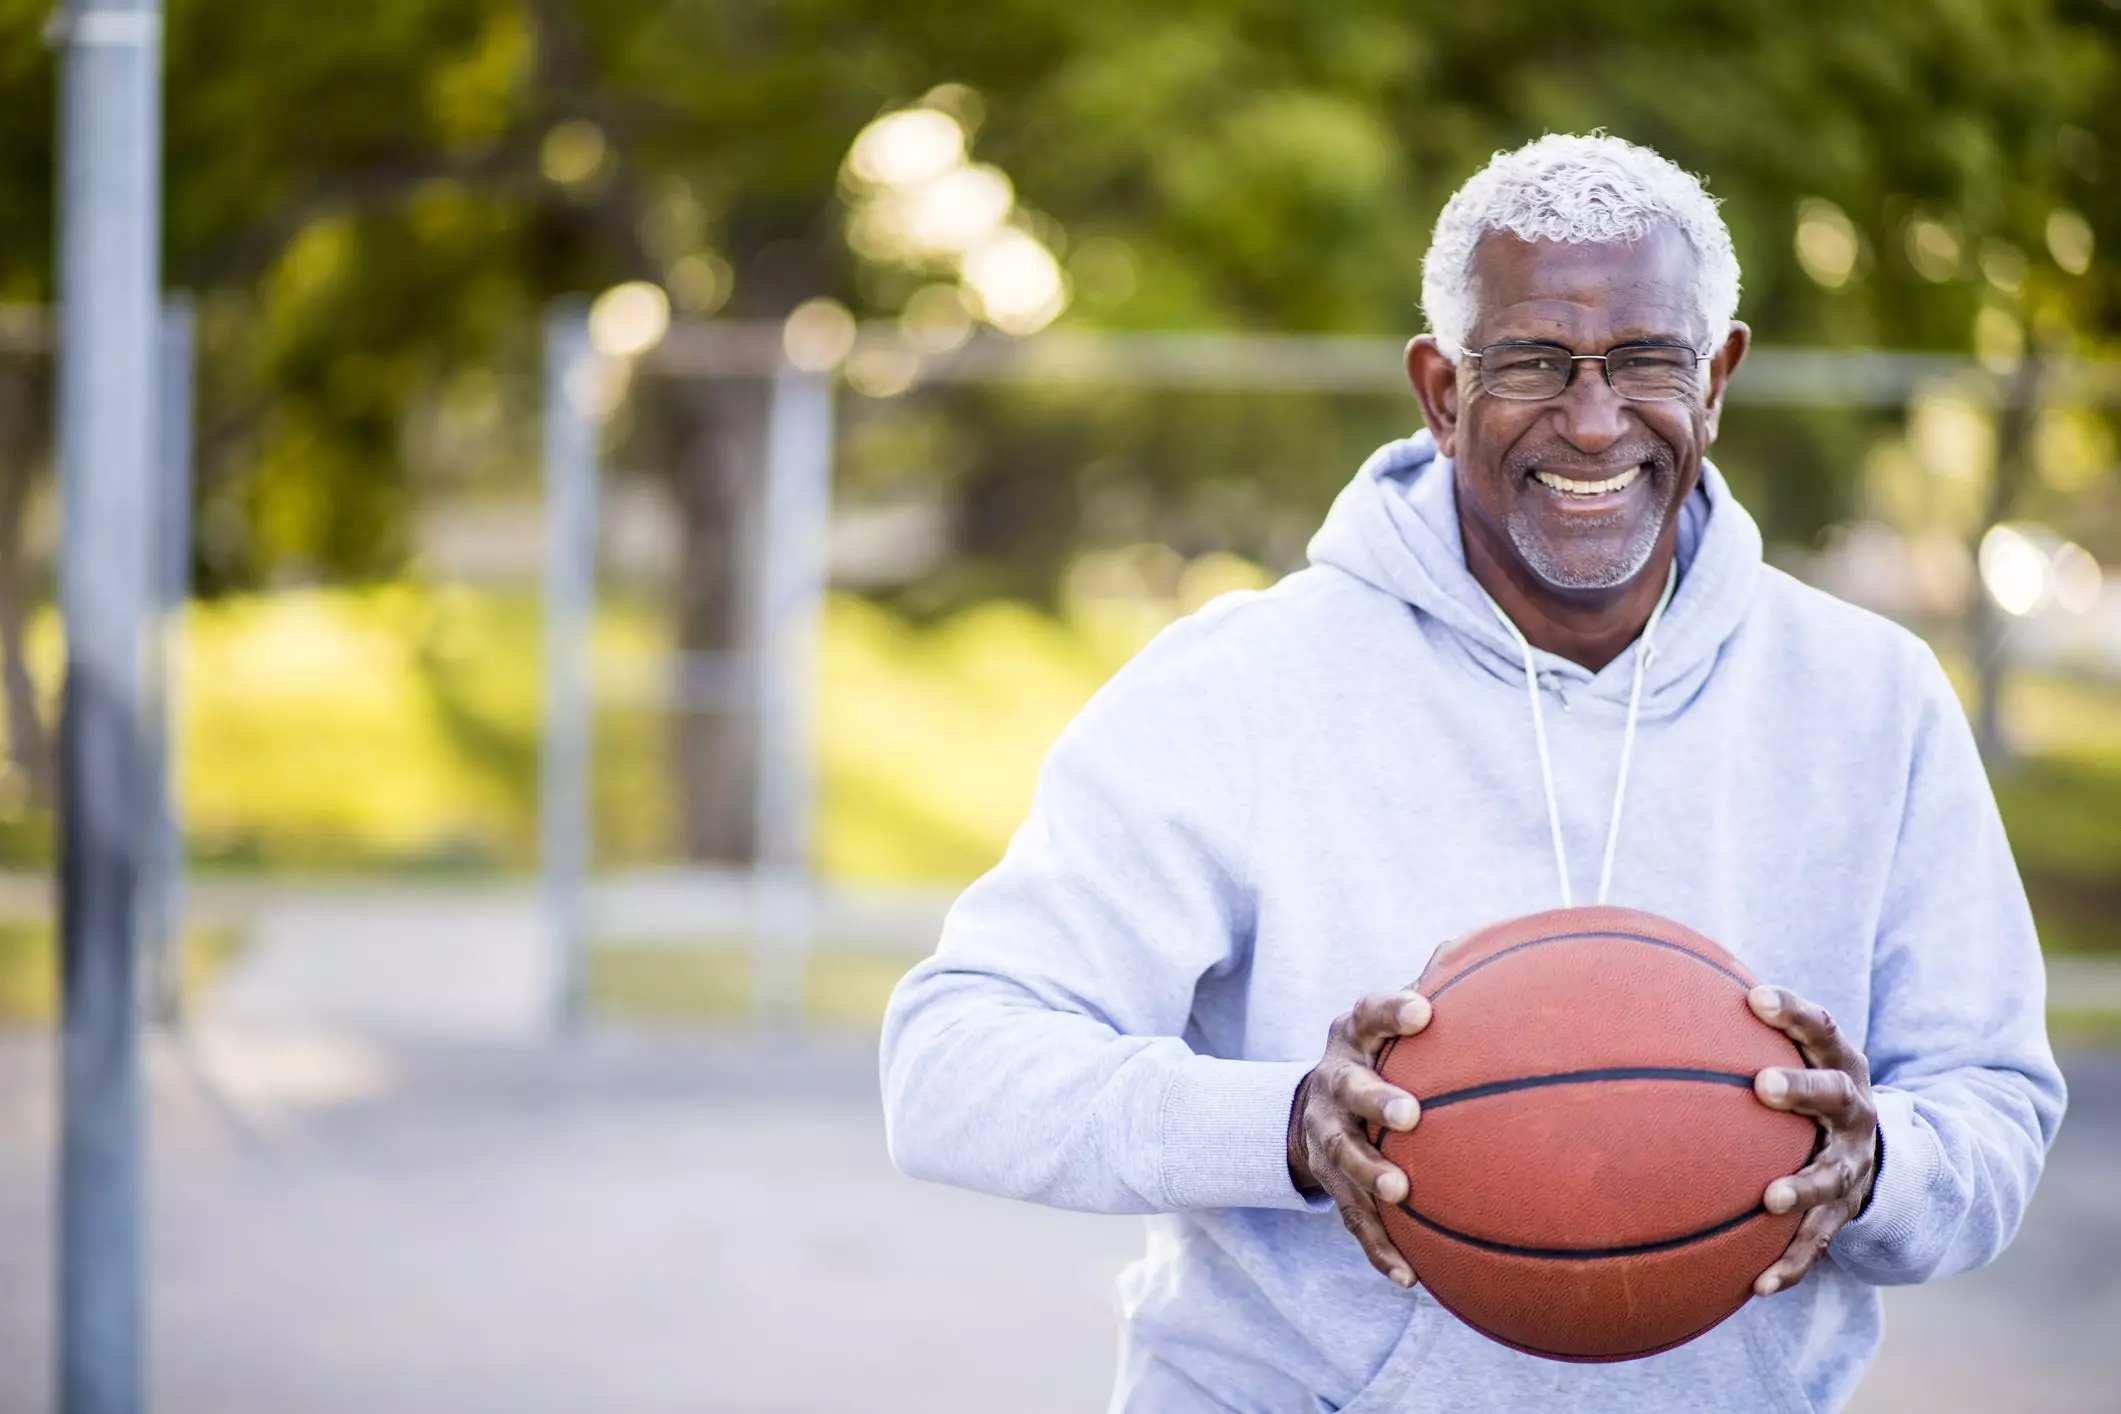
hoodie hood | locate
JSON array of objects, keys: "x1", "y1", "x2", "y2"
[{"x1": 1306, "y1": 430, "x2": 1762, "y2": 720}]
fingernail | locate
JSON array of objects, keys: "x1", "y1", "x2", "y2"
[
  {"x1": 1750, "y1": 985, "x2": 1780, "y2": 1015},
  {"x1": 1376, "y1": 1170, "x2": 1407, "y2": 1204},
  {"x1": 1765, "y1": 1180, "x2": 1794, "y2": 1213},
  {"x1": 1384, "y1": 1097, "x2": 1420, "y2": 1130},
  {"x1": 1398, "y1": 997, "x2": 1431, "y2": 1031},
  {"x1": 1392, "y1": 1267, "x2": 1413, "y2": 1288},
  {"x1": 1756, "y1": 1274, "x2": 1781, "y2": 1296},
  {"x1": 1758, "y1": 1072, "x2": 1788, "y2": 1101}
]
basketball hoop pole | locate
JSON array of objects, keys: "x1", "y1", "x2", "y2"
[{"x1": 51, "y1": 0, "x2": 163, "y2": 1409}]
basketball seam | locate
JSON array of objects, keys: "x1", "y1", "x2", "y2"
[
  {"x1": 1427, "y1": 930, "x2": 1751, "y2": 998},
  {"x1": 1393, "y1": 1198, "x2": 1767, "y2": 1260},
  {"x1": 1418, "y1": 1066, "x2": 1757, "y2": 1112}
]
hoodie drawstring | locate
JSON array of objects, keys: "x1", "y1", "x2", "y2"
[{"x1": 1480, "y1": 563, "x2": 1678, "y2": 909}]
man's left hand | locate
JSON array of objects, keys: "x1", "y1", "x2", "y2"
[{"x1": 1747, "y1": 984, "x2": 1879, "y2": 1297}]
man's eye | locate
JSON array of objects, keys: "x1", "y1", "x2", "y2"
[{"x1": 1615, "y1": 351, "x2": 1688, "y2": 370}]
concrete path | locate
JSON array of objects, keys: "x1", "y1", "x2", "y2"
[
  {"x1": 122, "y1": 871, "x2": 960, "y2": 1040},
  {"x1": 153, "y1": 871, "x2": 2121, "y2": 1044},
  {"x1": 0, "y1": 1029, "x2": 2114, "y2": 1413},
  {"x1": 200, "y1": 891, "x2": 559, "y2": 1042}
]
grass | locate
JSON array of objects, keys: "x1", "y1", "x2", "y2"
[
  {"x1": 0, "y1": 579, "x2": 2114, "y2": 973},
  {"x1": 587, "y1": 944, "x2": 923, "y2": 1028},
  {"x1": 2047, "y1": 1009, "x2": 2121, "y2": 1050},
  {"x1": 587, "y1": 942, "x2": 2121, "y2": 1039},
  {"x1": 1984, "y1": 672, "x2": 2121, "y2": 955},
  {"x1": 8, "y1": 925, "x2": 2114, "y2": 1038},
  {"x1": 0, "y1": 583, "x2": 1185, "y2": 885},
  {"x1": 0, "y1": 922, "x2": 244, "y2": 1024}
]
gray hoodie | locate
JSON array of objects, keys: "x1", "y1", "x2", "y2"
[{"x1": 881, "y1": 433, "x2": 2065, "y2": 1412}]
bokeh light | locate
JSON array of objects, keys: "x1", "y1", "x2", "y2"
[
  {"x1": 1980, "y1": 523, "x2": 2051, "y2": 617},
  {"x1": 839, "y1": 93, "x2": 1071, "y2": 336},
  {"x1": 1794, "y1": 199, "x2": 1859, "y2": 289},
  {"x1": 899, "y1": 164, "x2": 1015, "y2": 257},
  {"x1": 2047, "y1": 208, "x2": 2095, "y2": 276},
  {"x1": 540, "y1": 119, "x2": 608, "y2": 186},
  {"x1": 1980, "y1": 239, "x2": 2028, "y2": 294},
  {"x1": 1973, "y1": 306, "x2": 2025, "y2": 373},
  {"x1": 844, "y1": 345, "x2": 922, "y2": 399},
  {"x1": 1905, "y1": 215, "x2": 1963, "y2": 282},
  {"x1": 667, "y1": 252, "x2": 733, "y2": 316},
  {"x1": 961, "y1": 230, "x2": 1068, "y2": 336},
  {"x1": 899, "y1": 284, "x2": 973, "y2": 353},
  {"x1": 2052, "y1": 542, "x2": 2104, "y2": 616},
  {"x1": 782, "y1": 297, "x2": 857, "y2": 372},
  {"x1": 1068, "y1": 236, "x2": 1141, "y2": 308},
  {"x1": 847, "y1": 108, "x2": 966, "y2": 188},
  {"x1": 587, "y1": 281, "x2": 670, "y2": 358}
]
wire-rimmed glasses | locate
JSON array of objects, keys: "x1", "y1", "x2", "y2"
[{"x1": 1462, "y1": 342, "x2": 1712, "y2": 403}]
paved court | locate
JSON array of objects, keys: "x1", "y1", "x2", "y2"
[{"x1": 0, "y1": 1029, "x2": 2113, "y2": 1413}]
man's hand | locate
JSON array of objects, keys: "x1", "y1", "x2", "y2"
[
  {"x1": 1287, "y1": 988, "x2": 1432, "y2": 1288},
  {"x1": 1748, "y1": 984, "x2": 1880, "y2": 1296}
]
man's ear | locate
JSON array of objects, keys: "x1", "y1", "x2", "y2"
[
  {"x1": 1405, "y1": 336, "x2": 1462, "y2": 459},
  {"x1": 1702, "y1": 321, "x2": 1751, "y2": 444}
]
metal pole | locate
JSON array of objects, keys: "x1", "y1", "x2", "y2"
[
  {"x1": 751, "y1": 363, "x2": 833, "y2": 1022},
  {"x1": 139, "y1": 295, "x2": 192, "y2": 1020},
  {"x1": 540, "y1": 304, "x2": 597, "y2": 1029},
  {"x1": 52, "y1": 1, "x2": 162, "y2": 1410}
]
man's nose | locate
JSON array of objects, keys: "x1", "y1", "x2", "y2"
[{"x1": 1553, "y1": 360, "x2": 1630, "y2": 453}]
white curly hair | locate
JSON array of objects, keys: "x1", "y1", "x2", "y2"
[{"x1": 1421, "y1": 133, "x2": 1741, "y2": 359}]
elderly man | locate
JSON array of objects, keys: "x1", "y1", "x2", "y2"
[{"x1": 880, "y1": 134, "x2": 2064, "y2": 1412}]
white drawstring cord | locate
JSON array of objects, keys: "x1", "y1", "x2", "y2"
[
  {"x1": 1481, "y1": 562, "x2": 1678, "y2": 908},
  {"x1": 1507, "y1": 617, "x2": 1575, "y2": 907}
]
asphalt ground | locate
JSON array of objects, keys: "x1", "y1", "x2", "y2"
[{"x1": 0, "y1": 1029, "x2": 2113, "y2": 1413}]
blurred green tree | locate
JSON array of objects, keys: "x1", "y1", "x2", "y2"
[{"x1": 0, "y1": 0, "x2": 2115, "y2": 849}]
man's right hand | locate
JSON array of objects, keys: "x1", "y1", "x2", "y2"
[{"x1": 1286, "y1": 987, "x2": 1432, "y2": 1288}]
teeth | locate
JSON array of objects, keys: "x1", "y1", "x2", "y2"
[{"x1": 1533, "y1": 466, "x2": 1642, "y2": 497}]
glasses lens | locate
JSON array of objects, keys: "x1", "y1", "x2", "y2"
[
  {"x1": 1477, "y1": 346, "x2": 1571, "y2": 399},
  {"x1": 1607, "y1": 347, "x2": 1701, "y2": 401}
]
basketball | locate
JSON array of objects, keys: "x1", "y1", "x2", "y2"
[{"x1": 1372, "y1": 905, "x2": 1816, "y2": 1362}]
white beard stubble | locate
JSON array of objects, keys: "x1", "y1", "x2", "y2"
[{"x1": 1504, "y1": 495, "x2": 1670, "y2": 591}]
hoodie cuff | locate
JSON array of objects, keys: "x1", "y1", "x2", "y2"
[
  {"x1": 1831, "y1": 1087, "x2": 1936, "y2": 1269},
  {"x1": 1158, "y1": 1057, "x2": 1321, "y2": 1212}
]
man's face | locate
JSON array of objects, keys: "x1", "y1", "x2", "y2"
[{"x1": 1413, "y1": 227, "x2": 1745, "y2": 595}]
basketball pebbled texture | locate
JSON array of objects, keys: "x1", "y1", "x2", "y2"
[{"x1": 1373, "y1": 905, "x2": 1816, "y2": 1362}]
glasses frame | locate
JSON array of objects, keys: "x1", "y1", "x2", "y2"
[{"x1": 1461, "y1": 340, "x2": 1715, "y2": 404}]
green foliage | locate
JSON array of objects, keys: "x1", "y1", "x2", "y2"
[
  {"x1": 5, "y1": 0, "x2": 2118, "y2": 585},
  {"x1": 4, "y1": 4, "x2": 2120, "y2": 969}
]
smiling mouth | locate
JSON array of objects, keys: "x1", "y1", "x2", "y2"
[{"x1": 1530, "y1": 465, "x2": 1644, "y2": 498}]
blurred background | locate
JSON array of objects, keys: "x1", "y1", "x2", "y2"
[{"x1": 2, "y1": 2, "x2": 2120, "y2": 1410}]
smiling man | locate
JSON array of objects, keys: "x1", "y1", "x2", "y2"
[{"x1": 881, "y1": 135, "x2": 2064, "y2": 1412}]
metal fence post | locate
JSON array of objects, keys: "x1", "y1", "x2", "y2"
[
  {"x1": 751, "y1": 363, "x2": 834, "y2": 1022},
  {"x1": 541, "y1": 304, "x2": 598, "y2": 1030},
  {"x1": 139, "y1": 293, "x2": 192, "y2": 1021},
  {"x1": 53, "y1": 1, "x2": 162, "y2": 1410}
]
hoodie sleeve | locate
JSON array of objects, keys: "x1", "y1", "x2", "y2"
[
  {"x1": 879, "y1": 602, "x2": 1318, "y2": 1215},
  {"x1": 1830, "y1": 650, "x2": 2067, "y2": 1284}
]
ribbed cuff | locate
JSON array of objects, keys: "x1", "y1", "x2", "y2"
[
  {"x1": 1157, "y1": 1057, "x2": 1318, "y2": 1211},
  {"x1": 1832, "y1": 1087, "x2": 1935, "y2": 1268}
]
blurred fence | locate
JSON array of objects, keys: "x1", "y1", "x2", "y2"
[
  {"x1": 5, "y1": 310, "x2": 2121, "y2": 1033},
  {"x1": 532, "y1": 318, "x2": 2121, "y2": 1021}
]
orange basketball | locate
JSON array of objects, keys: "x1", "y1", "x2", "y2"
[{"x1": 1373, "y1": 905, "x2": 1815, "y2": 1361}]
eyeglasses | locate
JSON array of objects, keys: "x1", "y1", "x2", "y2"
[{"x1": 1461, "y1": 341, "x2": 1712, "y2": 403}]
